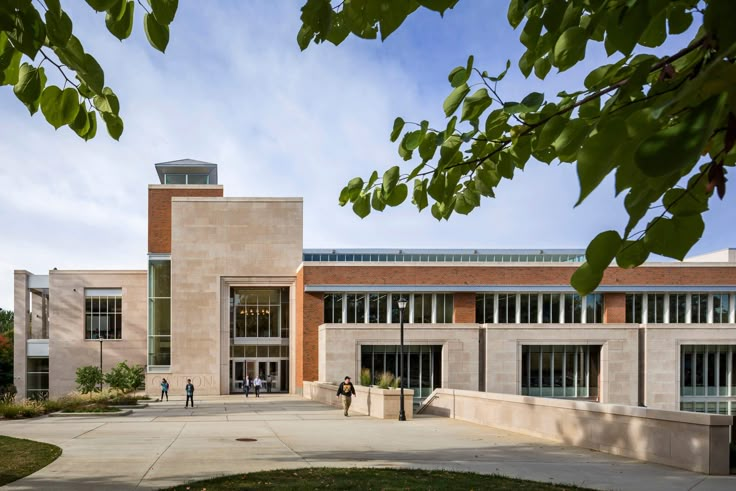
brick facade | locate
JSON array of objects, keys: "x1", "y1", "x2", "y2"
[
  {"x1": 453, "y1": 292, "x2": 475, "y2": 323},
  {"x1": 604, "y1": 293, "x2": 626, "y2": 323},
  {"x1": 148, "y1": 186, "x2": 223, "y2": 253},
  {"x1": 293, "y1": 263, "x2": 736, "y2": 388},
  {"x1": 302, "y1": 264, "x2": 736, "y2": 286}
]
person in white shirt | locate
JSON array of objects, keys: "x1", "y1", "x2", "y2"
[{"x1": 254, "y1": 375, "x2": 263, "y2": 397}]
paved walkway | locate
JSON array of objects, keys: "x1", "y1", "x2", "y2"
[{"x1": 0, "y1": 395, "x2": 733, "y2": 490}]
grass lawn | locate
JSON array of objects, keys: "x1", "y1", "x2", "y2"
[
  {"x1": 165, "y1": 468, "x2": 592, "y2": 490},
  {"x1": 0, "y1": 435, "x2": 62, "y2": 486}
]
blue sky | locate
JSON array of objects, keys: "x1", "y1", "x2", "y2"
[{"x1": 0, "y1": 1, "x2": 733, "y2": 309}]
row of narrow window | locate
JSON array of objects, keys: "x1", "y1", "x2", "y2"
[
  {"x1": 324, "y1": 293, "x2": 453, "y2": 324},
  {"x1": 626, "y1": 293, "x2": 733, "y2": 324},
  {"x1": 476, "y1": 293, "x2": 603, "y2": 324}
]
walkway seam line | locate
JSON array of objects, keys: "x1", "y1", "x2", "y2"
[
  {"x1": 687, "y1": 477, "x2": 708, "y2": 491},
  {"x1": 136, "y1": 422, "x2": 187, "y2": 488},
  {"x1": 263, "y1": 419, "x2": 313, "y2": 468},
  {"x1": 71, "y1": 422, "x2": 107, "y2": 439}
]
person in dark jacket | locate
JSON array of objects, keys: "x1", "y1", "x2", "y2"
[
  {"x1": 244, "y1": 375, "x2": 251, "y2": 398},
  {"x1": 185, "y1": 379, "x2": 194, "y2": 408},
  {"x1": 336, "y1": 376, "x2": 356, "y2": 416}
]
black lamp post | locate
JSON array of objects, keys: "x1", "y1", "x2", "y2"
[
  {"x1": 98, "y1": 327, "x2": 105, "y2": 392},
  {"x1": 397, "y1": 297, "x2": 407, "y2": 421}
]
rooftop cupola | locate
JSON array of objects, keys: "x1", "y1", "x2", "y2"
[{"x1": 155, "y1": 158, "x2": 218, "y2": 185}]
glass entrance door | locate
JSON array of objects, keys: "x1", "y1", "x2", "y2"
[
  {"x1": 256, "y1": 361, "x2": 280, "y2": 392},
  {"x1": 231, "y1": 360, "x2": 245, "y2": 392},
  {"x1": 230, "y1": 358, "x2": 284, "y2": 393}
]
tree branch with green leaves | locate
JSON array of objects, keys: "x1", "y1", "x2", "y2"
[
  {"x1": 299, "y1": 0, "x2": 736, "y2": 294},
  {"x1": 0, "y1": 0, "x2": 178, "y2": 141}
]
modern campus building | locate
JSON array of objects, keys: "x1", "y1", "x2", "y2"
[{"x1": 12, "y1": 160, "x2": 736, "y2": 417}]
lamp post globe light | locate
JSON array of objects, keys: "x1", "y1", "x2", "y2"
[{"x1": 397, "y1": 297, "x2": 408, "y2": 421}]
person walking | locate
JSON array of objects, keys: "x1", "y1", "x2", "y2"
[
  {"x1": 254, "y1": 374, "x2": 262, "y2": 398},
  {"x1": 160, "y1": 378, "x2": 169, "y2": 402},
  {"x1": 185, "y1": 378, "x2": 195, "y2": 408},
  {"x1": 336, "y1": 376, "x2": 356, "y2": 416},
  {"x1": 266, "y1": 373, "x2": 273, "y2": 393},
  {"x1": 244, "y1": 375, "x2": 251, "y2": 398}
]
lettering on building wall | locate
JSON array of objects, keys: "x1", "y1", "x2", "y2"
[{"x1": 149, "y1": 375, "x2": 215, "y2": 389}]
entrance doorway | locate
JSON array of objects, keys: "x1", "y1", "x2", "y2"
[{"x1": 230, "y1": 358, "x2": 286, "y2": 393}]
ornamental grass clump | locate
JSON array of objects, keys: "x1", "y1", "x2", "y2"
[
  {"x1": 0, "y1": 400, "x2": 46, "y2": 419},
  {"x1": 359, "y1": 368, "x2": 371, "y2": 386},
  {"x1": 377, "y1": 372, "x2": 395, "y2": 389}
]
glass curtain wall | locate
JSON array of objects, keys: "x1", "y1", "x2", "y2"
[
  {"x1": 521, "y1": 345, "x2": 601, "y2": 400},
  {"x1": 231, "y1": 288, "x2": 287, "y2": 339},
  {"x1": 148, "y1": 259, "x2": 171, "y2": 367},
  {"x1": 360, "y1": 345, "x2": 442, "y2": 402},
  {"x1": 229, "y1": 287, "x2": 290, "y2": 393}
]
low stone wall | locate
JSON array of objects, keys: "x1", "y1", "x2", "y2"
[
  {"x1": 303, "y1": 382, "x2": 414, "y2": 420},
  {"x1": 421, "y1": 388, "x2": 733, "y2": 475}
]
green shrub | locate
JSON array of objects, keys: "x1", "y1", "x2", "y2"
[
  {"x1": 104, "y1": 361, "x2": 145, "y2": 394},
  {"x1": 359, "y1": 368, "x2": 371, "y2": 386},
  {"x1": 391, "y1": 376, "x2": 401, "y2": 389},
  {"x1": 75, "y1": 366, "x2": 103, "y2": 394},
  {"x1": 377, "y1": 372, "x2": 395, "y2": 389}
]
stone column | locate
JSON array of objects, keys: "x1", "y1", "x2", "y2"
[{"x1": 13, "y1": 271, "x2": 30, "y2": 398}]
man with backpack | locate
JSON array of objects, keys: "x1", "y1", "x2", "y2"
[{"x1": 336, "y1": 376, "x2": 356, "y2": 416}]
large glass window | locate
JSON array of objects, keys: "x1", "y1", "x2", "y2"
[
  {"x1": 86, "y1": 292, "x2": 122, "y2": 340},
  {"x1": 368, "y1": 293, "x2": 388, "y2": 323},
  {"x1": 497, "y1": 293, "x2": 516, "y2": 323},
  {"x1": 232, "y1": 288, "x2": 287, "y2": 338},
  {"x1": 519, "y1": 293, "x2": 538, "y2": 323},
  {"x1": 346, "y1": 294, "x2": 366, "y2": 323},
  {"x1": 563, "y1": 293, "x2": 582, "y2": 323},
  {"x1": 541, "y1": 294, "x2": 560, "y2": 323},
  {"x1": 691, "y1": 294, "x2": 708, "y2": 323},
  {"x1": 647, "y1": 293, "x2": 665, "y2": 323},
  {"x1": 475, "y1": 294, "x2": 494, "y2": 323},
  {"x1": 435, "y1": 294, "x2": 454, "y2": 323},
  {"x1": 323, "y1": 293, "x2": 343, "y2": 323},
  {"x1": 712, "y1": 294, "x2": 730, "y2": 323},
  {"x1": 390, "y1": 294, "x2": 410, "y2": 323},
  {"x1": 26, "y1": 357, "x2": 49, "y2": 400},
  {"x1": 585, "y1": 294, "x2": 603, "y2": 323},
  {"x1": 626, "y1": 294, "x2": 643, "y2": 323},
  {"x1": 361, "y1": 345, "x2": 441, "y2": 401},
  {"x1": 148, "y1": 259, "x2": 171, "y2": 366},
  {"x1": 413, "y1": 294, "x2": 432, "y2": 323},
  {"x1": 521, "y1": 345, "x2": 600, "y2": 400},
  {"x1": 669, "y1": 294, "x2": 687, "y2": 323},
  {"x1": 680, "y1": 345, "x2": 736, "y2": 415}
]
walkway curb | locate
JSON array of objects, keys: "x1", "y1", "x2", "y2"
[{"x1": 48, "y1": 409, "x2": 132, "y2": 417}]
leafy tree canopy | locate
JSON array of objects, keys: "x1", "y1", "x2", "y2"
[
  {"x1": 0, "y1": 0, "x2": 178, "y2": 141},
  {"x1": 299, "y1": 0, "x2": 736, "y2": 294},
  {"x1": 3, "y1": 1, "x2": 734, "y2": 294},
  {"x1": 0, "y1": 309, "x2": 13, "y2": 387}
]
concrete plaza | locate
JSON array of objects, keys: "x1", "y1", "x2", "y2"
[{"x1": 0, "y1": 395, "x2": 733, "y2": 490}]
